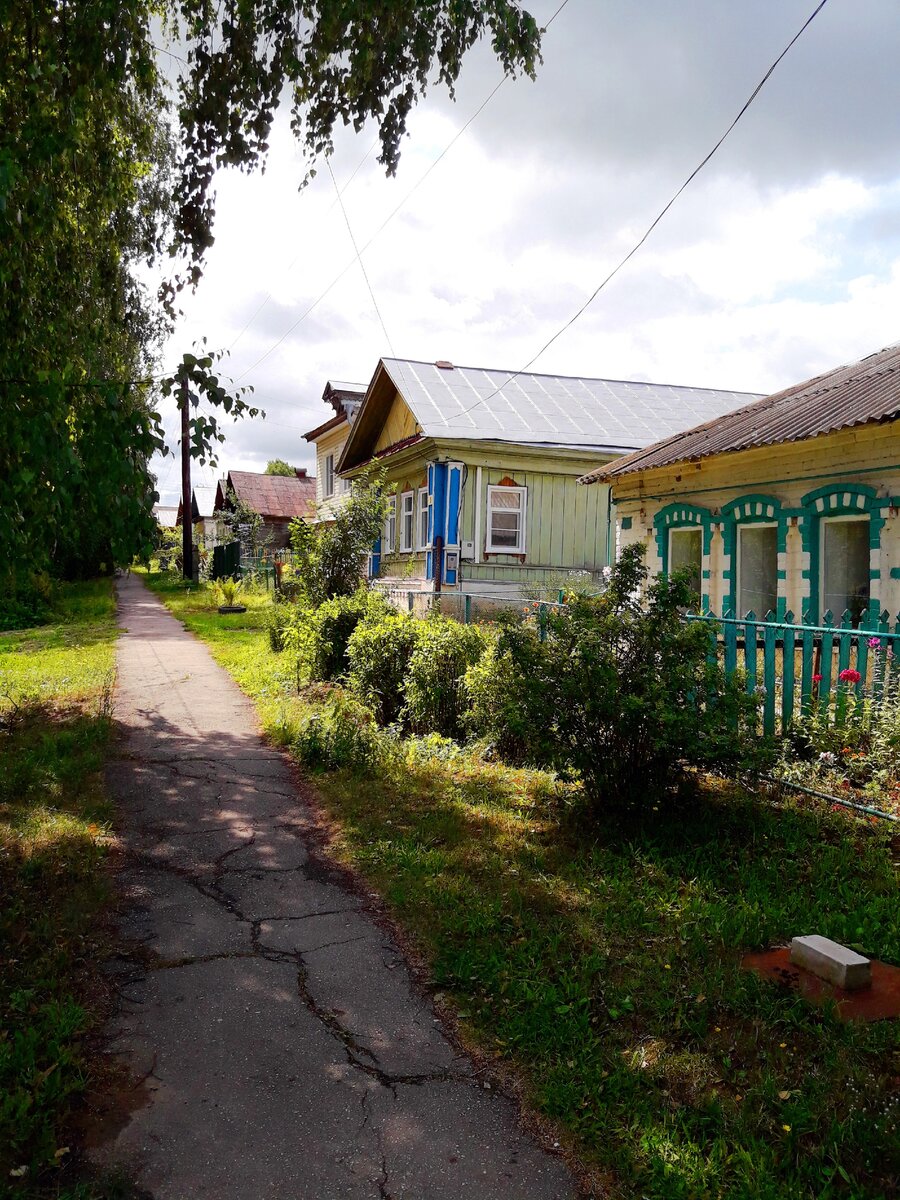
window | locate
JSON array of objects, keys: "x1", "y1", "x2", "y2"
[
  {"x1": 738, "y1": 524, "x2": 778, "y2": 617},
  {"x1": 399, "y1": 491, "x2": 414, "y2": 552},
  {"x1": 486, "y1": 485, "x2": 526, "y2": 553},
  {"x1": 383, "y1": 495, "x2": 397, "y2": 555},
  {"x1": 340, "y1": 474, "x2": 351, "y2": 493},
  {"x1": 822, "y1": 517, "x2": 869, "y2": 625},
  {"x1": 323, "y1": 453, "x2": 335, "y2": 498},
  {"x1": 416, "y1": 487, "x2": 431, "y2": 550},
  {"x1": 668, "y1": 528, "x2": 701, "y2": 599}
]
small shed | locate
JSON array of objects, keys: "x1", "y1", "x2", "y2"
[{"x1": 214, "y1": 469, "x2": 317, "y2": 550}]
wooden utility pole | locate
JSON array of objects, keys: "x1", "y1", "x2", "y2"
[{"x1": 181, "y1": 375, "x2": 193, "y2": 581}]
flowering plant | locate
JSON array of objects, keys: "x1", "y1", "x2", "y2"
[{"x1": 839, "y1": 668, "x2": 862, "y2": 685}]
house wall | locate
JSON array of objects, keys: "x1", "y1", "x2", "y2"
[
  {"x1": 374, "y1": 442, "x2": 614, "y2": 596},
  {"x1": 313, "y1": 422, "x2": 351, "y2": 521},
  {"x1": 608, "y1": 423, "x2": 900, "y2": 621}
]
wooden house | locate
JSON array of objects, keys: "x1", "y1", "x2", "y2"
[
  {"x1": 302, "y1": 380, "x2": 366, "y2": 522},
  {"x1": 580, "y1": 343, "x2": 900, "y2": 625},
  {"x1": 336, "y1": 357, "x2": 755, "y2": 598},
  {"x1": 176, "y1": 486, "x2": 223, "y2": 545},
  {"x1": 214, "y1": 469, "x2": 317, "y2": 550}
]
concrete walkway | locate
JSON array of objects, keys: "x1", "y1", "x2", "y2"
[{"x1": 93, "y1": 575, "x2": 576, "y2": 1199}]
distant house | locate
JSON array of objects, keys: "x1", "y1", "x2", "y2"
[
  {"x1": 336, "y1": 357, "x2": 756, "y2": 597},
  {"x1": 580, "y1": 343, "x2": 900, "y2": 626},
  {"x1": 214, "y1": 469, "x2": 317, "y2": 550},
  {"x1": 153, "y1": 504, "x2": 178, "y2": 529},
  {"x1": 176, "y1": 486, "x2": 222, "y2": 544},
  {"x1": 303, "y1": 380, "x2": 366, "y2": 522}
]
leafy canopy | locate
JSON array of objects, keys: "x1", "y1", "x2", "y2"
[
  {"x1": 265, "y1": 460, "x2": 298, "y2": 477},
  {"x1": 1, "y1": 2, "x2": 542, "y2": 592}
]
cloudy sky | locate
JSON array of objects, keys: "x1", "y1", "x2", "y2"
[{"x1": 151, "y1": 0, "x2": 900, "y2": 506}]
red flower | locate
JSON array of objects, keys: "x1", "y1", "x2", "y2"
[
  {"x1": 812, "y1": 673, "x2": 823, "y2": 683},
  {"x1": 839, "y1": 668, "x2": 862, "y2": 684}
]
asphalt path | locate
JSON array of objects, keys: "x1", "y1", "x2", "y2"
[{"x1": 92, "y1": 574, "x2": 576, "y2": 1199}]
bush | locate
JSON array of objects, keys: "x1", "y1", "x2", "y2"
[
  {"x1": 404, "y1": 614, "x2": 490, "y2": 739},
  {"x1": 308, "y1": 589, "x2": 390, "y2": 682},
  {"x1": 466, "y1": 544, "x2": 765, "y2": 811},
  {"x1": 346, "y1": 610, "x2": 419, "y2": 725},
  {"x1": 292, "y1": 687, "x2": 391, "y2": 773}
]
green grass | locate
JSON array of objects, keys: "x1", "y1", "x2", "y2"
[
  {"x1": 0, "y1": 580, "x2": 122, "y2": 1200},
  {"x1": 144, "y1": 573, "x2": 900, "y2": 1199}
]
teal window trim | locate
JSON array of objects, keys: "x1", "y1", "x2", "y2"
[
  {"x1": 653, "y1": 502, "x2": 714, "y2": 611},
  {"x1": 719, "y1": 494, "x2": 786, "y2": 617},
  {"x1": 799, "y1": 483, "x2": 883, "y2": 624}
]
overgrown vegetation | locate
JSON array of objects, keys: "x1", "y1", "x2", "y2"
[
  {"x1": 0, "y1": 581, "x2": 120, "y2": 1198},
  {"x1": 142, "y1": 570, "x2": 900, "y2": 1198}
]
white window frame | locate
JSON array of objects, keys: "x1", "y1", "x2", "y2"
[
  {"x1": 820, "y1": 513, "x2": 870, "y2": 624},
  {"x1": 399, "y1": 491, "x2": 414, "y2": 552},
  {"x1": 486, "y1": 484, "x2": 527, "y2": 554},
  {"x1": 323, "y1": 453, "x2": 335, "y2": 499},
  {"x1": 382, "y1": 494, "x2": 397, "y2": 555},
  {"x1": 736, "y1": 522, "x2": 778, "y2": 618},
  {"x1": 416, "y1": 486, "x2": 431, "y2": 550}
]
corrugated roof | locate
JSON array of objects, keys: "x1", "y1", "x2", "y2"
[
  {"x1": 225, "y1": 471, "x2": 317, "y2": 519},
  {"x1": 379, "y1": 358, "x2": 758, "y2": 452},
  {"x1": 582, "y1": 342, "x2": 900, "y2": 483}
]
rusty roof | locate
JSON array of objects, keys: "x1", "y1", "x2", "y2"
[
  {"x1": 221, "y1": 470, "x2": 317, "y2": 519},
  {"x1": 580, "y1": 342, "x2": 900, "y2": 484}
]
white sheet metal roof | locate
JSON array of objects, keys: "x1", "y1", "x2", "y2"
[{"x1": 381, "y1": 358, "x2": 760, "y2": 453}]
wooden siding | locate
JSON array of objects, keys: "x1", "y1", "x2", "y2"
[
  {"x1": 610, "y1": 422, "x2": 900, "y2": 616},
  {"x1": 313, "y1": 422, "x2": 351, "y2": 521},
  {"x1": 373, "y1": 392, "x2": 419, "y2": 454}
]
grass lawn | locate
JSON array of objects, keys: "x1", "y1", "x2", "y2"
[
  {"x1": 0, "y1": 580, "x2": 128, "y2": 1200},
  {"x1": 144, "y1": 572, "x2": 900, "y2": 1199}
]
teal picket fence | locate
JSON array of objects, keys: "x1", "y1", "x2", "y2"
[{"x1": 686, "y1": 608, "x2": 900, "y2": 737}]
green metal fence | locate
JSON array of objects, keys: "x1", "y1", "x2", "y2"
[{"x1": 687, "y1": 608, "x2": 900, "y2": 737}]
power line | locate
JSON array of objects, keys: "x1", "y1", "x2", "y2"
[
  {"x1": 447, "y1": 0, "x2": 830, "y2": 426},
  {"x1": 234, "y1": 0, "x2": 573, "y2": 383},
  {"x1": 327, "y1": 158, "x2": 397, "y2": 359}
]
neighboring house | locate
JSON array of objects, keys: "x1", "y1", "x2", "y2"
[
  {"x1": 153, "y1": 504, "x2": 178, "y2": 529},
  {"x1": 176, "y1": 485, "x2": 223, "y2": 544},
  {"x1": 580, "y1": 342, "x2": 900, "y2": 626},
  {"x1": 303, "y1": 380, "x2": 367, "y2": 522},
  {"x1": 214, "y1": 469, "x2": 317, "y2": 550},
  {"x1": 336, "y1": 357, "x2": 757, "y2": 597}
]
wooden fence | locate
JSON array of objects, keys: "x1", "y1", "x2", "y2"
[{"x1": 686, "y1": 609, "x2": 900, "y2": 737}]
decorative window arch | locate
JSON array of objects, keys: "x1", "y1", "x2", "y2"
[
  {"x1": 653, "y1": 503, "x2": 715, "y2": 610},
  {"x1": 799, "y1": 483, "x2": 883, "y2": 624},
  {"x1": 719, "y1": 494, "x2": 786, "y2": 617}
]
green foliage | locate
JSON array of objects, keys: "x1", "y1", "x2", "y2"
[
  {"x1": 214, "y1": 577, "x2": 243, "y2": 607},
  {"x1": 3, "y1": 3, "x2": 538, "y2": 586},
  {"x1": 291, "y1": 686, "x2": 392, "y2": 774},
  {"x1": 776, "y1": 683, "x2": 900, "y2": 811},
  {"x1": 404, "y1": 615, "x2": 490, "y2": 739},
  {"x1": 307, "y1": 590, "x2": 391, "y2": 682},
  {"x1": 264, "y1": 459, "x2": 297, "y2": 476},
  {"x1": 216, "y1": 484, "x2": 271, "y2": 559},
  {"x1": 289, "y1": 468, "x2": 387, "y2": 605},
  {"x1": 466, "y1": 545, "x2": 766, "y2": 809},
  {"x1": 346, "y1": 611, "x2": 420, "y2": 725}
]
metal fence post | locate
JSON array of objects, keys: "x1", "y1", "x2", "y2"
[{"x1": 465, "y1": 594, "x2": 471, "y2": 624}]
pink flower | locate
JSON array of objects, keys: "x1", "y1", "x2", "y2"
[
  {"x1": 839, "y1": 668, "x2": 862, "y2": 684},
  {"x1": 812, "y1": 673, "x2": 823, "y2": 683},
  {"x1": 868, "y1": 637, "x2": 882, "y2": 649}
]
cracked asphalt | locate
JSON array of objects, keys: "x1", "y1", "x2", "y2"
[{"x1": 92, "y1": 575, "x2": 577, "y2": 1199}]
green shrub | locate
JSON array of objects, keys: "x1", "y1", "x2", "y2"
[
  {"x1": 404, "y1": 614, "x2": 490, "y2": 739},
  {"x1": 292, "y1": 687, "x2": 391, "y2": 773},
  {"x1": 346, "y1": 610, "x2": 419, "y2": 725},
  {"x1": 467, "y1": 544, "x2": 766, "y2": 811},
  {"x1": 308, "y1": 589, "x2": 390, "y2": 681},
  {"x1": 266, "y1": 600, "x2": 294, "y2": 652}
]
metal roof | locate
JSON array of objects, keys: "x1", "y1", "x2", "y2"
[
  {"x1": 220, "y1": 471, "x2": 317, "y2": 519},
  {"x1": 582, "y1": 342, "x2": 900, "y2": 483},
  {"x1": 380, "y1": 358, "x2": 758, "y2": 452}
]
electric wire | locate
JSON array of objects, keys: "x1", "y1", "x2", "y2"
[
  {"x1": 446, "y1": 0, "x2": 831, "y2": 426},
  {"x1": 234, "y1": 0, "x2": 573, "y2": 383}
]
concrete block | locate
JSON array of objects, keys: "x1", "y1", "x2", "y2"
[{"x1": 790, "y1": 935, "x2": 871, "y2": 991}]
